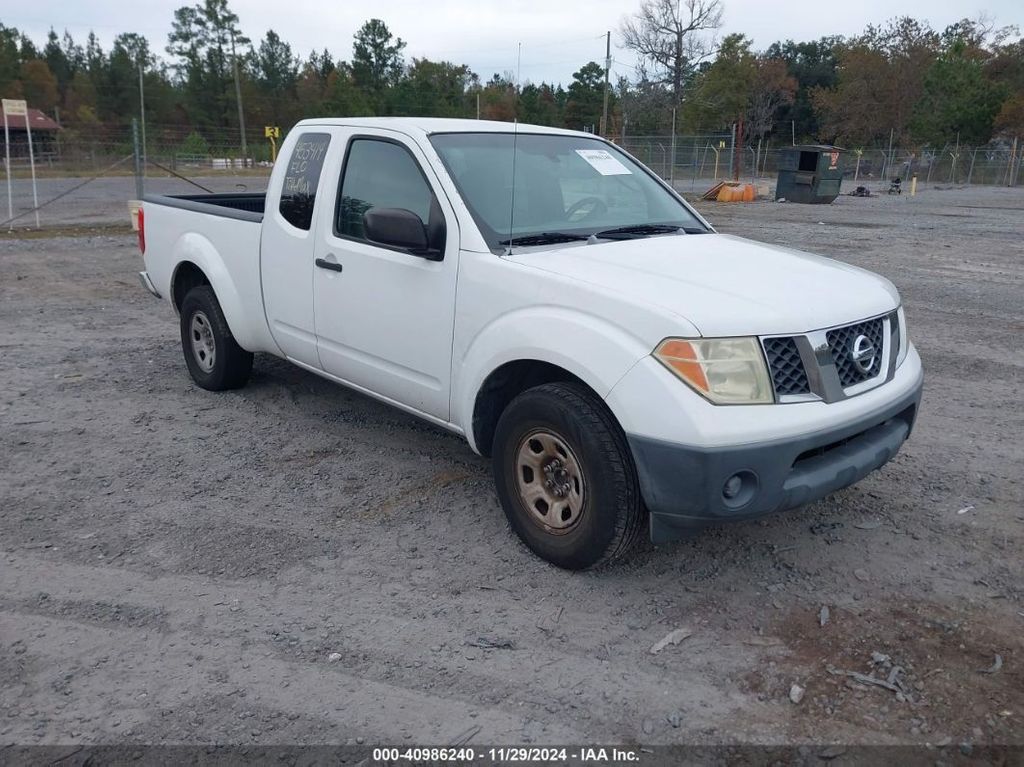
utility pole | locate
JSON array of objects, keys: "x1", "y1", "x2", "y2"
[
  {"x1": 886, "y1": 127, "x2": 894, "y2": 179},
  {"x1": 230, "y1": 30, "x2": 248, "y2": 166},
  {"x1": 734, "y1": 114, "x2": 744, "y2": 181},
  {"x1": 670, "y1": 107, "x2": 677, "y2": 185},
  {"x1": 132, "y1": 118, "x2": 143, "y2": 201},
  {"x1": 728, "y1": 122, "x2": 736, "y2": 179},
  {"x1": 601, "y1": 31, "x2": 611, "y2": 137},
  {"x1": 138, "y1": 63, "x2": 147, "y2": 179}
]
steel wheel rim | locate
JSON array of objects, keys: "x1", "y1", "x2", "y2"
[
  {"x1": 514, "y1": 429, "x2": 586, "y2": 535},
  {"x1": 190, "y1": 311, "x2": 216, "y2": 373}
]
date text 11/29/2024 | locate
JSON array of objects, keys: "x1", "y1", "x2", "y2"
[{"x1": 372, "y1": 747, "x2": 641, "y2": 762}]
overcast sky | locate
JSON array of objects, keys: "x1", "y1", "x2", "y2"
[{"x1": 6, "y1": 0, "x2": 1022, "y2": 85}]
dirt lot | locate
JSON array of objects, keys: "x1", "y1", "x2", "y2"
[{"x1": 1, "y1": 184, "x2": 1022, "y2": 753}]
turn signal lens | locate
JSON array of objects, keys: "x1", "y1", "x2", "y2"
[
  {"x1": 896, "y1": 306, "x2": 909, "y2": 367},
  {"x1": 654, "y1": 337, "x2": 774, "y2": 405}
]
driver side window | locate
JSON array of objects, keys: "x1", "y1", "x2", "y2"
[{"x1": 336, "y1": 139, "x2": 435, "y2": 241}]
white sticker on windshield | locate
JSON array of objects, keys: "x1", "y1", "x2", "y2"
[{"x1": 575, "y1": 148, "x2": 632, "y2": 176}]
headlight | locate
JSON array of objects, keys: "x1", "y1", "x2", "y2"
[
  {"x1": 896, "y1": 306, "x2": 909, "y2": 367},
  {"x1": 653, "y1": 337, "x2": 774, "y2": 405}
]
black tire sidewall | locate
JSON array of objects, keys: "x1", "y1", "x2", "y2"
[
  {"x1": 492, "y1": 383, "x2": 640, "y2": 570},
  {"x1": 179, "y1": 286, "x2": 250, "y2": 391}
]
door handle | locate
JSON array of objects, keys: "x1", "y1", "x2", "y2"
[{"x1": 315, "y1": 257, "x2": 343, "y2": 273}]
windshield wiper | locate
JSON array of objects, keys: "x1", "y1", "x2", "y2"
[
  {"x1": 499, "y1": 232, "x2": 590, "y2": 247},
  {"x1": 593, "y1": 224, "x2": 686, "y2": 239}
]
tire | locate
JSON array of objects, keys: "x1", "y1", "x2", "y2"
[
  {"x1": 491, "y1": 381, "x2": 646, "y2": 570},
  {"x1": 179, "y1": 285, "x2": 253, "y2": 391}
]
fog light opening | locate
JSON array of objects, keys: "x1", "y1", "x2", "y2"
[
  {"x1": 721, "y1": 470, "x2": 758, "y2": 510},
  {"x1": 723, "y1": 475, "x2": 742, "y2": 499}
]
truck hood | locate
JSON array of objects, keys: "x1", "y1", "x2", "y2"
[{"x1": 506, "y1": 233, "x2": 899, "y2": 336}]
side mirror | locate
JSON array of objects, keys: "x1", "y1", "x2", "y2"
[{"x1": 363, "y1": 207, "x2": 430, "y2": 255}]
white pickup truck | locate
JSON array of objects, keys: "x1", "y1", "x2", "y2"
[{"x1": 139, "y1": 117, "x2": 923, "y2": 569}]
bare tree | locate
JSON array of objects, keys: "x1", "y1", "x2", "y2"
[
  {"x1": 619, "y1": 0, "x2": 723, "y2": 104},
  {"x1": 748, "y1": 57, "x2": 796, "y2": 139}
]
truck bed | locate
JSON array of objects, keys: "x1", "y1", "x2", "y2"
[
  {"x1": 143, "y1": 192, "x2": 265, "y2": 222},
  {"x1": 141, "y1": 191, "x2": 273, "y2": 354}
]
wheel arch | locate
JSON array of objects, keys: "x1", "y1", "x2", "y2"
[
  {"x1": 471, "y1": 359, "x2": 620, "y2": 458},
  {"x1": 171, "y1": 260, "x2": 210, "y2": 312},
  {"x1": 456, "y1": 307, "x2": 652, "y2": 455}
]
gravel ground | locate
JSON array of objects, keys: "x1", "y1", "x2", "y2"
[{"x1": 0, "y1": 183, "x2": 1021, "y2": 751}]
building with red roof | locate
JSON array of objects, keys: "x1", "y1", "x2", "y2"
[{"x1": 1, "y1": 105, "x2": 60, "y2": 161}]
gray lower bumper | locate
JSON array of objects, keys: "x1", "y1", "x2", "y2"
[
  {"x1": 628, "y1": 376, "x2": 923, "y2": 543},
  {"x1": 138, "y1": 271, "x2": 160, "y2": 298}
]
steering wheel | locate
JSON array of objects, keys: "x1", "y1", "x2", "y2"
[{"x1": 565, "y1": 196, "x2": 608, "y2": 223}]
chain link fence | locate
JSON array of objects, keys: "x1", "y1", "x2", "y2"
[
  {"x1": 7, "y1": 123, "x2": 1022, "y2": 186},
  {"x1": 618, "y1": 134, "x2": 1024, "y2": 192},
  {"x1": 2, "y1": 123, "x2": 275, "y2": 178},
  {"x1": 2, "y1": 122, "x2": 1022, "y2": 228},
  {"x1": 1, "y1": 124, "x2": 274, "y2": 230}
]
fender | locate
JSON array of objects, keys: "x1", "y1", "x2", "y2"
[
  {"x1": 454, "y1": 305, "x2": 673, "y2": 453},
  {"x1": 169, "y1": 231, "x2": 275, "y2": 354}
]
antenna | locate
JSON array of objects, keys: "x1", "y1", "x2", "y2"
[
  {"x1": 505, "y1": 42, "x2": 522, "y2": 256},
  {"x1": 505, "y1": 119, "x2": 519, "y2": 256}
]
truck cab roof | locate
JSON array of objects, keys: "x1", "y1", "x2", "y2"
[{"x1": 291, "y1": 116, "x2": 594, "y2": 139}]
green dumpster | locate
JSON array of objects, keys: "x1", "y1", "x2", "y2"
[{"x1": 775, "y1": 145, "x2": 844, "y2": 204}]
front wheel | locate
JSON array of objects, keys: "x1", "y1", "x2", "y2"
[
  {"x1": 179, "y1": 285, "x2": 253, "y2": 390},
  {"x1": 491, "y1": 382, "x2": 646, "y2": 570}
]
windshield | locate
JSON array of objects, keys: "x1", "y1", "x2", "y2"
[{"x1": 428, "y1": 132, "x2": 708, "y2": 251}]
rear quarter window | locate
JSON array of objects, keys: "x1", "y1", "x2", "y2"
[{"x1": 279, "y1": 133, "x2": 331, "y2": 230}]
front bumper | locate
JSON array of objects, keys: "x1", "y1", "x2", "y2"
[{"x1": 629, "y1": 373, "x2": 923, "y2": 543}]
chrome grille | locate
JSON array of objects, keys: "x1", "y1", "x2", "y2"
[
  {"x1": 827, "y1": 318, "x2": 885, "y2": 387},
  {"x1": 760, "y1": 312, "x2": 895, "y2": 404},
  {"x1": 763, "y1": 336, "x2": 810, "y2": 396}
]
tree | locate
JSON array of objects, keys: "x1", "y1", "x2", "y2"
[
  {"x1": 911, "y1": 39, "x2": 1006, "y2": 145},
  {"x1": 392, "y1": 59, "x2": 473, "y2": 117},
  {"x1": 564, "y1": 62, "x2": 606, "y2": 130},
  {"x1": 519, "y1": 82, "x2": 561, "y2": 126},
  {"x1": 812, "y1": 18, "x2": 939, "y2": 145},
  {"x1": 98, "y1": 33, "x2": 153, "y2": 120},
  {"x1": 167, "y1": 0, "x2": 249, "y2": 128},
  {"x1": 619, "y1": 0, "x2": 723, "y2": 104},
  {"x1": 84, "y1": 32, "x2": 104, "y2": 80},
  {"x1": 43, "y1": 29, "x2": 73, "y2": 100},
  {"x1": 20, "y1": 59, "x2": 59, "y2": 111},
  {"x1": 617, "y1": 73, "x2": 672, "y2": 133},
  {"x1": 114, "y1": 33, "x2": 153, "y2": 70},
  {"x1": 64, "y1": 70, "x2": 98, "y2": 122},
  {"x1": 326, "y1": 63, "x2": 374, "y2": 116},
  {"x1": 765, "y1": 37, "x2": 840, "y2": 141},
  {"x1": 295, "y1": 49, "x2": 336, "y2": 116},
  {"x1": 255, "y1": 30, "x2": 298, "y2": 123},
  {"x1": 995, "y1": 93, "x2": 1024, "y2": 138},
  {"x1": 747, "y1": 56, "x2": 797, "y2": 139},
  {"x1": 351, "y1": 19, "x2": 405, "y2": 101},
  {"x1": 479, "y1": 73, "x2": 517, "y2": 121},
  {"x1": 990, "y1": 37, "x2": 1024, "y2": 138},
  {"x1": 680, "y1": 33, "x2": 753, "y2": 131},
  {"x1": 1, "y1": 23, "x2": 25, "y2": 96},
  {"x1": 255, "y1": 31, "x2": 297, "y2": 91}
]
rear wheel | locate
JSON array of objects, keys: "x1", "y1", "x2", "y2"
[
  {"x1": 179, "y1": 285, "x2": 253, "y2": 390},
  {"x1": 491, "y1": 382, "x2": 646, "y2": 570}
]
